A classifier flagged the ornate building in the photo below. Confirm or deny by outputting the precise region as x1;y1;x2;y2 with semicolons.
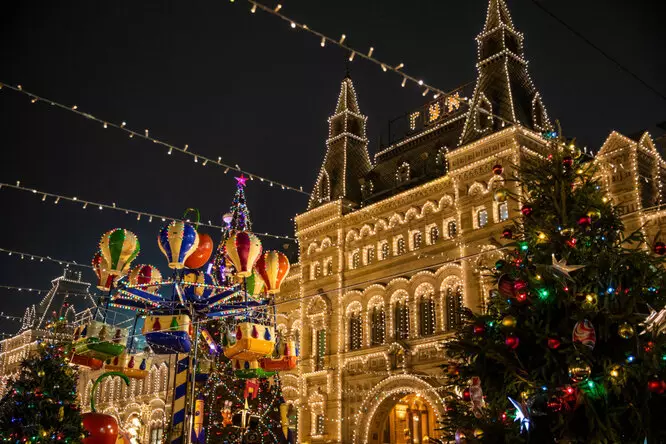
274;1;666;443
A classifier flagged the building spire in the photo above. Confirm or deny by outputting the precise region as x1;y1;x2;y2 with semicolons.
308;76;372;211
459;0;552;145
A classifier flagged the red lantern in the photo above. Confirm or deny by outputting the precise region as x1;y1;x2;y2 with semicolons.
547;338;561;349
505;335;520;349
255;250;290;294
654;242;666;255
492;164;504;175
521;206;533;216
462;388;471;402
185;232;214;269
82;372;129;444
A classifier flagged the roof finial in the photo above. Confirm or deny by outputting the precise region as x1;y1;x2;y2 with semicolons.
345;55;351;79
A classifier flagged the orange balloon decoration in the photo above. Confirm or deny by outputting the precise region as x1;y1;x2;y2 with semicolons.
185;232;214;269
255;250;290;294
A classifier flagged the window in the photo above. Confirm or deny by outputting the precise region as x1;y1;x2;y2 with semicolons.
498;202;509;222
477;209;488;228
394;301;410;340
371;307;386;345
396;162;411;184
429;226;439;244
293;329;301;356
396;237;406;255
366;247;375;265
349;313;362;351
447;221;457;238
316;414;326;435
314;329;326;371
420;296;436;336
150;427;164;444
314;262;321;279
324;258;333;276
351;252;360;269
446;286;463;331
381;242;390;260
412;232;422;250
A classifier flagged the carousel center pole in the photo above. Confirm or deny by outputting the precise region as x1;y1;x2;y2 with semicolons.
185;304;201;444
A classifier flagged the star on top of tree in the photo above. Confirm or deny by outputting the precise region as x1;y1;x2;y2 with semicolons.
235;174;248;187
551;254;585;279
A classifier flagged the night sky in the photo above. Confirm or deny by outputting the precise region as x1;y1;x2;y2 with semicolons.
0;0;664;332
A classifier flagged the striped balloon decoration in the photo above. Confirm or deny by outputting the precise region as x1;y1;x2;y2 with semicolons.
182;269;215;301
99;229;140;276
157;220;199;269
128;264;163;293
255;250;290;294
92;251;115;291
225;231;262;278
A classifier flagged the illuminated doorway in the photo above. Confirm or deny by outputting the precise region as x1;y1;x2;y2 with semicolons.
380;394;437;444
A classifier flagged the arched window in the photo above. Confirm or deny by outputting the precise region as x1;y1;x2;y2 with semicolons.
381;242;390;260
349;313;362;351
150;425;164;444
477;209;489;228
446;286;463;330
412;232;422;250
429;226;439;244
293;328;301;356
420;295;436;336
498;202;509;222
314;262;322;279
396;162;411;184
366;247;375;265
394;301;410;340
447;221;457;238
314;329;326;371
370;306;386;345
318;170;331;203
351;252;360;269
396;238;406;255
324;258;333;276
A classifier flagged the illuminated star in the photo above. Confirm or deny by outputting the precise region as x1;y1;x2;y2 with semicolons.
640;305;666;336
235;174;248;187
508;396;530;433
551;254;585;280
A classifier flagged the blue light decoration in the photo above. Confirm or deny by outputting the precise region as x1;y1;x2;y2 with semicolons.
508;396;531;433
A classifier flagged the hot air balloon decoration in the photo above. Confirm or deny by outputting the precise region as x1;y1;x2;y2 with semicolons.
180;208;214;269
237;269;265;296
92;252;115;292
232;358;276;380
128;264;162;294
158;220;199;269
259;337;298;371
255;251;290;294
223;322;275;361
99;228;140;276
142;314;193;354
225;231;262;278
104;351;152;379
72;321;128;360
182;269;215;302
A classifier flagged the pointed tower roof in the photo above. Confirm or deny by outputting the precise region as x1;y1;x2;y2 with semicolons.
459;0;552;145
309;76;372;211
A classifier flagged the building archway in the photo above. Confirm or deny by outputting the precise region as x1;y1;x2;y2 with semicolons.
353;375;444;444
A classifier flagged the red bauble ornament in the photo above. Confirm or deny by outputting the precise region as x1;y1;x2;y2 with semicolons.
562;156;574;167
654;242;666;255
647;378;665;394
82;413;119;444
547;337;561;349
462;388;471;402
578;215;591;226
565;238;577;248
184;232;214;269
473;324;486;335
513;280;528;292
492;164;504;175
502;228;513;239
497;275;515;299
505;335;520;349
521;206;533;216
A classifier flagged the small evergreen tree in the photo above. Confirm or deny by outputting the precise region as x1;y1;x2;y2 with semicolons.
441;136;666;443
0;340;86;442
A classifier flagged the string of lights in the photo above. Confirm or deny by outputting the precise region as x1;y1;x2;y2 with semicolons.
239;0;469;100
0;181;296;241
0;246;92;269
0;82;309;197
0;285;47;295
0;312;24;322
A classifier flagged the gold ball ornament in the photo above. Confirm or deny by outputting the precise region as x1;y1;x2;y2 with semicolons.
586;208;601;223
501;315;517;328
473;428;484;439
568;358;592;383
536;232;549;245
617;323;635;339
582;293;598;309
37;370;45;377
493;188;508;203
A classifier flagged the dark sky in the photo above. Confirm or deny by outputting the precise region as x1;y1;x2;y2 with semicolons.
0;0;664;331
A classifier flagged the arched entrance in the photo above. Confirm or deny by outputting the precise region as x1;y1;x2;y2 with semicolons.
353;375;444;444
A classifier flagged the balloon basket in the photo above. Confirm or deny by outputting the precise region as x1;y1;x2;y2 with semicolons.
232;360;276;379
145;331;192;354
223;323;275;361
69;353;104;370
259;355;298;371
73;339;126;361
104;353;152;379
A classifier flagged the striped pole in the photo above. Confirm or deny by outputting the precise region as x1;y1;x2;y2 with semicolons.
170;353;190;444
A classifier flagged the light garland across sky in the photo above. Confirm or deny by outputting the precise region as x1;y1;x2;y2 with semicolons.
0;181;295;241
0;246;93;269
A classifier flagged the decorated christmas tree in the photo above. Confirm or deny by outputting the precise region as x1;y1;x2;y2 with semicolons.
0;340;86;442
441;136;666;443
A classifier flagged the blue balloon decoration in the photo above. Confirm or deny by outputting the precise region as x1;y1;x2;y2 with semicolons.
157;220;199;270
181;270;215;302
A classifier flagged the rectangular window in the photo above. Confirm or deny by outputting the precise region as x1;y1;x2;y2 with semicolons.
498;202;509;222
477;209;488;228
315;329;326;371
316;414;326;435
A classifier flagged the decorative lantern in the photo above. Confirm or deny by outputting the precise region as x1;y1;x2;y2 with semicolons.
158;220;199;269
255;250;290;294
99;229;140;276
181;269;216;302
128;264;162;293
92;252;115;292
142;314;193;354
104;352;152;379
72;321;128;360
224;322;275;361
225;231;263;278
259;338;298;371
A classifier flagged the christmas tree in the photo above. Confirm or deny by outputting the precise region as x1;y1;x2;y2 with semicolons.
0;339;86;442
441;136;666;443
